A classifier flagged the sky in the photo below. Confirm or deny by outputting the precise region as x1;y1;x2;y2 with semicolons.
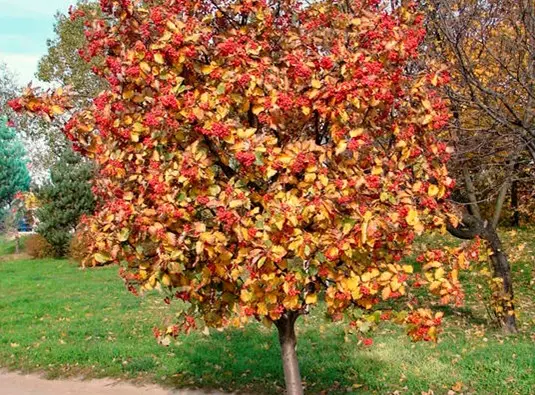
0;0;74;86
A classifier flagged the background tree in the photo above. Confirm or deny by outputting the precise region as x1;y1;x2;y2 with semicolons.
38;0;106;103
36;148;95;257
1;62;59;185
12;1;475;393
0;63;18;112
0;117;31;224
422;0;535;333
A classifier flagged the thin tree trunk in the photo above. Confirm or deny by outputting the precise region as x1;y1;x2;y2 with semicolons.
462;167;482;219
15;234;20;254
275;312;303;395
511;164;520;227
485;227;518;333
492;180;509;229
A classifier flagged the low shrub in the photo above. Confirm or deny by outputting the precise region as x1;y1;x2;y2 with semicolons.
25;234;56;259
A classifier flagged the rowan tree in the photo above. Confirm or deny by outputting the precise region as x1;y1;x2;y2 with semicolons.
11;1;471;392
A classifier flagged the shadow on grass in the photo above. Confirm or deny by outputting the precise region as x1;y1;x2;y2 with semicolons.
434;305;489;326
158;325;398;394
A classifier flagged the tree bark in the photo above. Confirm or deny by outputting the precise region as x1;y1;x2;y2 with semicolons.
492;180;509;229
462;167;482;220
485;228;518;333
511;164;520;227
447;213;518;333
15;234;20;254
275;312;303;395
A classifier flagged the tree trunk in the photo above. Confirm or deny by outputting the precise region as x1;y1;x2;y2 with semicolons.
447;213;518;333
511;167;520;227
275;312;303;395
486;228;518;333
492;180;509;229
15;234;20;254
462;167;482;220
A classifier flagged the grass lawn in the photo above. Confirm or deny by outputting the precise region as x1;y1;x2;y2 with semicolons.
0;231;534;394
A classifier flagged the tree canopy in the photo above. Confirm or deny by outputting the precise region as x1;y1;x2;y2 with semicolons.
10;1;475;392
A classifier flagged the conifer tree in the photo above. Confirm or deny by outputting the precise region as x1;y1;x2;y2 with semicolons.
36;148;95;256
0;117;31;224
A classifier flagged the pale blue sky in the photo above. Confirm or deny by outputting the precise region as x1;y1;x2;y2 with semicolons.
0;0;75;85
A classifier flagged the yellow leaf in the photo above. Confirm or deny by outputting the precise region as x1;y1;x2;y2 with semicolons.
133;122;144;132
402;265;414;274
252;104;264;115
390;277;401;291
266;167;277;178
311;79;322;88
336;141;347;155
201;64;215;75
361;272;371;283
241;290;253;302
257;303;268;316
118;228;130;242
428;184;439;197
154;53;165;64
350;128;363;138
123;90;134;100
51;105;64;116
305;294;318;304
302;106;311;116
372;166;382;175
423;260;442;271
238;128;257;139
431;74;439;87
161;274;172;286
361;220;368;244
229;200;244;209
140;62;151;73
434;267;445;280
414;222;424;235
94;252;111;264
271;245;287;260
406;208;419;226
346;276;359;291
422;114;433;125
283;295;299;310
382;286;391;300
193;107;204;120
429;280;441;291
379;272;393;282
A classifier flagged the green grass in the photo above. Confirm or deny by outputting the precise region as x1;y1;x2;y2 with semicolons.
0;232;534;394
0;235;23;256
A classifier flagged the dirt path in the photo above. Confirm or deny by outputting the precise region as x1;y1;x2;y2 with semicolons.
0;371;229;395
